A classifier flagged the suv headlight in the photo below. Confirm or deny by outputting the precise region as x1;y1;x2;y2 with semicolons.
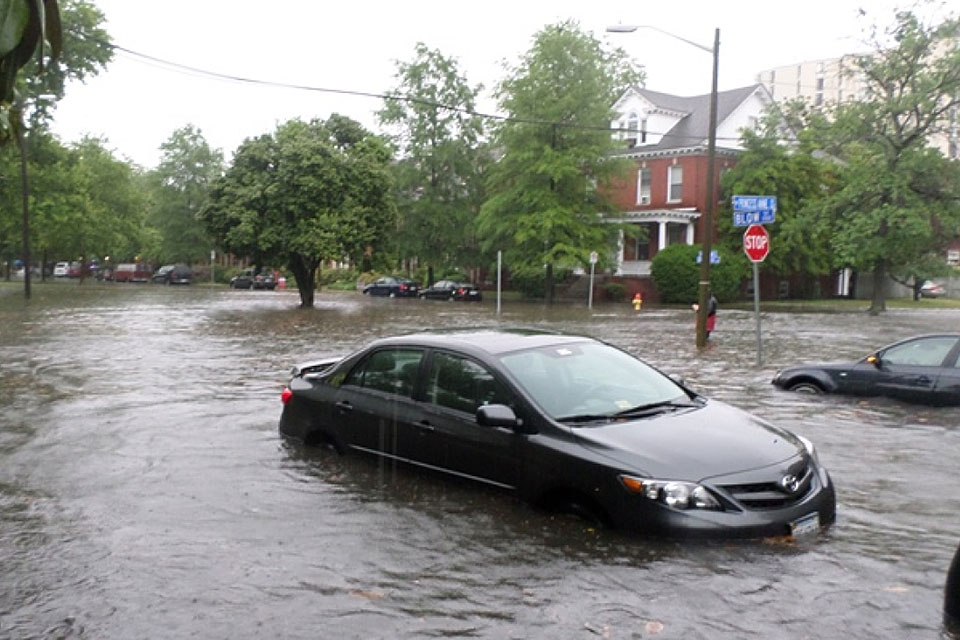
619;475;721;510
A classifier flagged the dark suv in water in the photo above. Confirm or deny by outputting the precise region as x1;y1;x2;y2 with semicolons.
279;330;836;539
152;264;192;285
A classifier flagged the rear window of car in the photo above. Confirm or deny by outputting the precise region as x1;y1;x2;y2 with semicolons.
345;348;424;397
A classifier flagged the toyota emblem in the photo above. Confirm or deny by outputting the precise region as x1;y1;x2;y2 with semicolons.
780;474;801;494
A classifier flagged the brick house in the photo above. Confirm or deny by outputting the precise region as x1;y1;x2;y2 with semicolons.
601;84;771;299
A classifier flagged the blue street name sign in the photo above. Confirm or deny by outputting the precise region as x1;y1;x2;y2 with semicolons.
696;249;720;265
732;195;777;227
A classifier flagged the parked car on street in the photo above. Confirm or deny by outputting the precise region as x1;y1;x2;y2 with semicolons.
362;276;420;298
920;280;946;298
772;333;960;406
153;264;193;285
279;329;836;539
113;263;152;283
230;269;255;289
420;280;483;302
53;261;70;277
253;272;276;290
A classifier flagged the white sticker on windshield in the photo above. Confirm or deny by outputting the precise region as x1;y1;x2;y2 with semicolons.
556;348;573;356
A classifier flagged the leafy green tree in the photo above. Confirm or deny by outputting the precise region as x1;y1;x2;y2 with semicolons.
146;125;223;264
806;9;960;313
378;43;485;284
201;115;395;307
477;21;644;303
718;122;838;292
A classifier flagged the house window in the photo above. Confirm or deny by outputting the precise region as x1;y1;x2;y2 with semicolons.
626;112;639;147
640;118;648;143
667;223;686;246
636;168;651;205
668;165;683;202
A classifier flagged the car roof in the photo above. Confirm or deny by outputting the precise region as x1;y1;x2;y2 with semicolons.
369;328;596;357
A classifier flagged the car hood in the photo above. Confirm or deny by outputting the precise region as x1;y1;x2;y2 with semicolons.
572;400;803;480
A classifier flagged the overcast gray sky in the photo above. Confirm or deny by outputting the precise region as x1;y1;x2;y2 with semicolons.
51;0;925;168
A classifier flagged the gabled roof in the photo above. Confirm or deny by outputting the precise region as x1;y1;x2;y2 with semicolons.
613;84;767;155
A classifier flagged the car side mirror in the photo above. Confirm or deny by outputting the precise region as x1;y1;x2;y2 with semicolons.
866;353;882;368
476;404;520;429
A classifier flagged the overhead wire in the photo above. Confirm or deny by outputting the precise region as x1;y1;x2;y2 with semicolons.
70;28;761;145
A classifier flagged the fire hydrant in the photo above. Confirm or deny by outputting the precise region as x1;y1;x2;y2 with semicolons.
632;292;643;311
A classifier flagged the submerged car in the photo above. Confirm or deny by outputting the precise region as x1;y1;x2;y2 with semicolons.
279;330;836;539
772;334;960;406
420;280;483;302
362;276;420;298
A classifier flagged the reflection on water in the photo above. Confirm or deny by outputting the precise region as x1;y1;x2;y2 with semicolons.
1;282;958;638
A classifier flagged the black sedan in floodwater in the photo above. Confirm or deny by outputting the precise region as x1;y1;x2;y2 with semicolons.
420;280;483;302
362;276;420;298
279;330;836;539
772;334;960;406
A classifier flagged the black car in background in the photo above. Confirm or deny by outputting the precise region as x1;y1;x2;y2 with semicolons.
420;280;483;302
152;264;192;285
230;269;255;289
253;273;276;290
279;330;836;539
772;334;960;406
362;276;420;298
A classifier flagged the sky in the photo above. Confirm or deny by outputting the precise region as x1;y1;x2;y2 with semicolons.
49;0;922;169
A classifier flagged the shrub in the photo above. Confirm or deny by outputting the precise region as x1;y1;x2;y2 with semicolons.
508;265;573;299
650;244;747;303
601;282;626;302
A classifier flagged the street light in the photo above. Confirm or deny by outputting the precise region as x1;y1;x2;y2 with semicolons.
607;24;720;348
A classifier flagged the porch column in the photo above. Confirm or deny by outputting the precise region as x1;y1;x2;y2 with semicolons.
615;229;624;275
658;221;667;251
686;221;695;244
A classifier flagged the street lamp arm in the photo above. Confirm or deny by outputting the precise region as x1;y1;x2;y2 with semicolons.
605;24;713;54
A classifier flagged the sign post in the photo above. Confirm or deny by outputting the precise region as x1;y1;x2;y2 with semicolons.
588;251;598;310
743;224;770;365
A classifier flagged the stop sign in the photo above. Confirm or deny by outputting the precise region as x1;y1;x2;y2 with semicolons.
743;224;770;262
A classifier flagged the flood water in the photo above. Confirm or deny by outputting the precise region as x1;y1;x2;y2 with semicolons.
1;282;958;639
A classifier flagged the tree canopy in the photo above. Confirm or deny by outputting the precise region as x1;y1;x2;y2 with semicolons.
477;21;644;302
377;43;486;284
200;115;395;307
146;125;224;264
805;9;960;312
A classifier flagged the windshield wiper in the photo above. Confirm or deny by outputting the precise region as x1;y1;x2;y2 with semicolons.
614;399;698;418
555;413;615;425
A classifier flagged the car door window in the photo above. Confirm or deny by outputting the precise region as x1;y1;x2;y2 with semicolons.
882;337;958;367
344;348;424;397
426;352;512;414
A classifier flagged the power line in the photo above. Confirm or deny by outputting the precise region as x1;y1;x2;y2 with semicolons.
73;29;757;145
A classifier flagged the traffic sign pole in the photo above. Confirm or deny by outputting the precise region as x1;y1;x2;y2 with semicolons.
743;224;770;366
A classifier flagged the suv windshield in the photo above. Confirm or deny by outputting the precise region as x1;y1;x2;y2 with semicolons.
499;342;688;421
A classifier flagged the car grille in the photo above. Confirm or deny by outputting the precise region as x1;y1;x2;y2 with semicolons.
716;461;814;510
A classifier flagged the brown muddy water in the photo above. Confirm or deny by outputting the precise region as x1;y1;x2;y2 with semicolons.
1;282;958;639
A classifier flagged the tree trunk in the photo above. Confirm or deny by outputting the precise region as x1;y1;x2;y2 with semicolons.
545;263;554;305
869;259;887;315
288;256;317;307
427;265;435;287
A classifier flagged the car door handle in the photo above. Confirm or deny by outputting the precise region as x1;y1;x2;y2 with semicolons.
416;420;435;432
335;401;353;413
916;376;933;385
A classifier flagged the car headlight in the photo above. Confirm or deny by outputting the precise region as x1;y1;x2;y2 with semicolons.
619;475;721;510
797;435;830;486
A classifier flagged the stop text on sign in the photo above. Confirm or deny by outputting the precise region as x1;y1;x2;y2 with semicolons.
743;224;770;262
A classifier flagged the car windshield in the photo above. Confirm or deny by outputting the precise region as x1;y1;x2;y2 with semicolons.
498;341;689;422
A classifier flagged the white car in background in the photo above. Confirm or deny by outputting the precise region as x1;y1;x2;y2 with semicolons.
53;262;70;277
